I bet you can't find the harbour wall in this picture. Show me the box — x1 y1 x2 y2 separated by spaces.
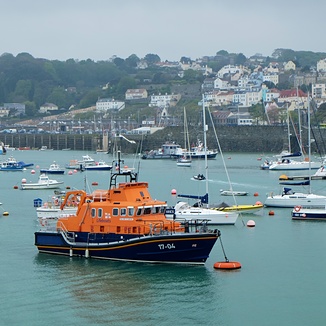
1 125 325 154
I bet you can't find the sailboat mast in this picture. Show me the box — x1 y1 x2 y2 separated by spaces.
287 104 291 153
308 94 312 193
202 95 209 200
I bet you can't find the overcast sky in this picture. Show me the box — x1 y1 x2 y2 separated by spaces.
1 1 325 62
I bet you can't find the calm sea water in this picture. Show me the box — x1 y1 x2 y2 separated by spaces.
1 150 326 326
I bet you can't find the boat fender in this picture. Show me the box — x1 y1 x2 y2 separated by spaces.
294 205 301 212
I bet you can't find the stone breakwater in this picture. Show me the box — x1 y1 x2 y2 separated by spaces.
1 125 324 153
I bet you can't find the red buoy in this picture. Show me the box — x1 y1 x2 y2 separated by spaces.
254 192 259 197
13 185 18 189
214 261 241 270
269 210 275 216
92 182 98 186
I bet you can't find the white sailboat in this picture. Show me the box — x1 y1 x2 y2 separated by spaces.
170 95 239 225
268 96 322 171
177 108 192 167
265 96 326 208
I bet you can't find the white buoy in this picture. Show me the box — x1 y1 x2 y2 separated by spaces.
21 178 27 184
171 189 177 195
31 169 35 174
247 220 256 227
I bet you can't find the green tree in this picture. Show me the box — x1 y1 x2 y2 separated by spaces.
24 101 37 117
249 103 265 124
125 54 140 69
116 76 137 95
144 53 161 65
47 86 69 108
180 57 192 64
79 89 102 109
235 53 247 65
316 103 326 123
10 79 33 102
216 50 229 56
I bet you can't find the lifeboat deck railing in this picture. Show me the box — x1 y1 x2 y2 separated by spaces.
57 221 76 243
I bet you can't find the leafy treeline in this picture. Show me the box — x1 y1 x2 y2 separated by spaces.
1 49 326 119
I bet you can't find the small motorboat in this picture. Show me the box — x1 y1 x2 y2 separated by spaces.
34 191 77 219
0 156 33 170
193 174 206 181
176 157 192 167
21 174 64 190
211 202 264 214
292 206 326 220
40 161 65 174
84 160 112 171
0 160 24 171
220 189 248 196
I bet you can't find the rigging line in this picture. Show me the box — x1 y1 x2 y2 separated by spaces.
310 98 326 157
207 108 245 226
219 234 229 262
289 112 306 155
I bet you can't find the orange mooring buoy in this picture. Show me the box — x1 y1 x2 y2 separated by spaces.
214 261 241 270
269 210 275 216
254 192 259 197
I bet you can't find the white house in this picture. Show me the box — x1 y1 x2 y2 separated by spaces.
233 88 262 107
283 61 296 71
217 64 249 78
125 89 148 100
0 108 10 117
312 84 326 98
263 73 279 85
39 103 58 113
96 98 125 112
149 93 181 108
317 59 326 72
207 90 234 106
214 77 230 89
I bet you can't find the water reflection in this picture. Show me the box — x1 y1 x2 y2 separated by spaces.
34 254 223 325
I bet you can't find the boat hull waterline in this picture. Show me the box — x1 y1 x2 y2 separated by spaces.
35 231 218 264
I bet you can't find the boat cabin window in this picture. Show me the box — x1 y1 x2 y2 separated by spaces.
121 208 126 216
91 208 96 218
160 207 166 214
140 191 144 197
152 206 161 214
128 207 134 216
113 208 119 216
136 207 143 216
144 207 152 215
98 208 103 218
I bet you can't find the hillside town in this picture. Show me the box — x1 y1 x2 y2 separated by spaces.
1 52 326 134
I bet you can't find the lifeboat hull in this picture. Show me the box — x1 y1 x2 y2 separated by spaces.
34 231 218 264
